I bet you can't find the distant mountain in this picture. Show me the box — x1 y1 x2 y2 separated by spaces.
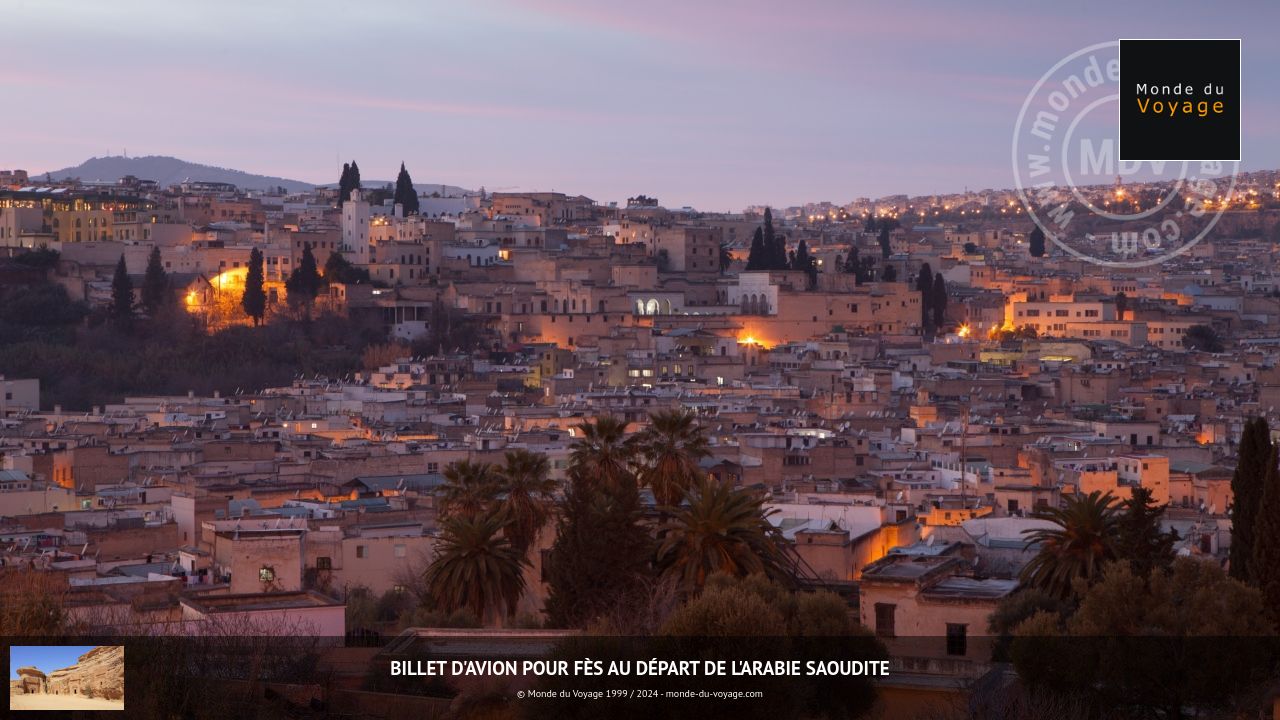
43 155 316 193
42 155 473 197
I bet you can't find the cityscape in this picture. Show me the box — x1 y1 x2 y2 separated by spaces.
4 2 1280 719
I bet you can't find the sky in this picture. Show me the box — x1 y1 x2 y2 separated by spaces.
3 0 1277 210
9 645 98 680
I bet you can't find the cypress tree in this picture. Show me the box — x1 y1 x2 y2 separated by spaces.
917 263 934 330
109 254 133 322
878 225 891 259
763 208 784 270
882 263 898 282
1254 443 1280 618
242 247 266 325
349 160 361 195
932 274 948 327
141 246 169 314
774 235 790 270
746 227 765 271
1116 486 1177 578
544 475 653 628
338 162 352 203
791 239 810 271
1029 226 1046 257
1231 417 1272 582
285 242 323 306
393 162 420 215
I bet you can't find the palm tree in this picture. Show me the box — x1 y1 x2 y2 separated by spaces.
636 409 710 508
568 416 637 496
438 460 499 519
496 448 557 554
425 510 528 622
656 478 788 593
1020 490 1121 599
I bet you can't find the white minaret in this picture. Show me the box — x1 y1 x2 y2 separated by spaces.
342 188 372 265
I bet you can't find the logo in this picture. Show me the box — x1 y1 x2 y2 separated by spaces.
1012 41 1240 267
1119 39 1241 162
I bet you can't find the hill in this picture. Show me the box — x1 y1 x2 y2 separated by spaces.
42 156 473 196
43 155 315 192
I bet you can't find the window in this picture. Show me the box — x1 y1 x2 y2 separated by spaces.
946 623 968 656
259 566 276 583
356 545 366 559
874 603 896 638
316 556 332 570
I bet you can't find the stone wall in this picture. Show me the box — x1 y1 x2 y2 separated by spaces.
45 646 125 700
12 667 47 694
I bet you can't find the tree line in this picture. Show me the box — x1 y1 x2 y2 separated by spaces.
338 158 420 215
421 410 805 627
984 429 1280 716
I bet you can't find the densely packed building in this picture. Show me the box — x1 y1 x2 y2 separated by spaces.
3 168 1280 686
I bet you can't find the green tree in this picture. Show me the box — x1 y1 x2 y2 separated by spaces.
660 575 787 636
495 449 557 555
567 416 637 496
1252 443 1280 617
963 241 978 254
1115 291 1128 317
1231 416 1271 582
141 246 169 314
745 227 766 271
635 409 709 508
1011 560 1275 719
337 162 351 202
323 250 371 285
109 254 133 322
285 242 323 306
544 471 653 628
1029 225 1046 257
1020 491 1120 599
393 162 420 215
438 460 500 520
881 263 897 282
931 273 948 328
1183 324 1224 352
12 245 59 269
878 224 891 259
338 160 362 203
1114 486 1177 578
424 510 528 622
763 207 785 270
656 478 789 594
241 247 266 326
916 263 934 330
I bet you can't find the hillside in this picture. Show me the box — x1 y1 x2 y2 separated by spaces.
42 155 472 196
43 155 315 192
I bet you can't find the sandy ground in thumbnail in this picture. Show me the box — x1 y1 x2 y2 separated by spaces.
10 693 125 711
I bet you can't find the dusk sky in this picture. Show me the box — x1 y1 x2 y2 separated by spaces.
4 0 1277 210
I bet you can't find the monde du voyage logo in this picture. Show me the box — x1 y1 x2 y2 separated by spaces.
1012 39 1241 267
